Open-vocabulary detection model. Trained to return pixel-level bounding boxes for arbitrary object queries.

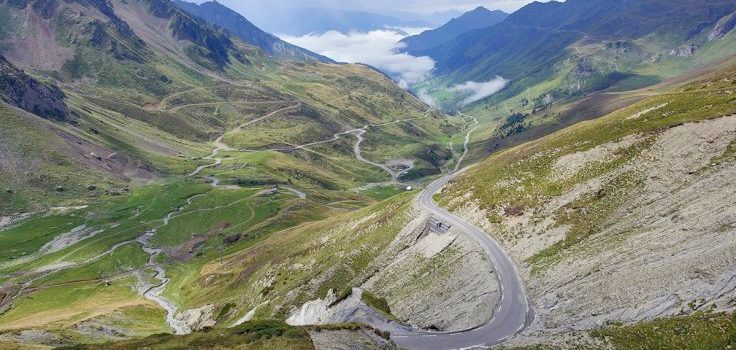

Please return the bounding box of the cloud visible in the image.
[417,89,439,108]
[281,29,435,88]
[451,76,508,106]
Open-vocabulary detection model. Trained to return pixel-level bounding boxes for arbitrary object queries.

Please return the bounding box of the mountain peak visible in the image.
[400,5,508,55]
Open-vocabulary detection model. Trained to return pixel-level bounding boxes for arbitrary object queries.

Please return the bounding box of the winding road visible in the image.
[188,102,301,177]
[390,115,532,349]
[240,107,434,183]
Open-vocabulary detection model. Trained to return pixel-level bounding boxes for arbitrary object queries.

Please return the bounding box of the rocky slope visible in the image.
[439,62,736,347]
[283,203,499,333]
[0,55,69,121]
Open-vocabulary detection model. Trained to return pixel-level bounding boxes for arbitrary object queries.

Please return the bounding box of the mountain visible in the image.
[427,0,736,77]
[400,7,508,55]
[0,1,476,348]
[413,0,736,117]
[3,0,736,349]
[172,0,332,63]
[255,7,432,36]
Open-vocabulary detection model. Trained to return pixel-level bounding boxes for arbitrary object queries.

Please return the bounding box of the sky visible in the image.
[203,0,541,15]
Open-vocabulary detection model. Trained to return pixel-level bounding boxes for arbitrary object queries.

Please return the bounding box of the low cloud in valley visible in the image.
[281,29,436,88]
[451,77,509,106]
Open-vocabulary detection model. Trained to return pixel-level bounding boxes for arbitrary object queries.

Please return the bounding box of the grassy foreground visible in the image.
[60,320,314,350]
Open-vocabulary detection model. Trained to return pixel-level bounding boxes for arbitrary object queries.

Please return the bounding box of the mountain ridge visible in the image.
[172,0,333,63]
[256,6,431,36]
[400,6,508,56]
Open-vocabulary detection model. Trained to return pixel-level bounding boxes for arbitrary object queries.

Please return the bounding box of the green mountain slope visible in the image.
[0,0,462,214]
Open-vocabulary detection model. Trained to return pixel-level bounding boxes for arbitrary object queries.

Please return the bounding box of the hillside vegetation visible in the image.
[0,0,473,348]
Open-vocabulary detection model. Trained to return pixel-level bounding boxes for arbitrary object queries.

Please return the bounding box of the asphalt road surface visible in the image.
[392,117,532,349]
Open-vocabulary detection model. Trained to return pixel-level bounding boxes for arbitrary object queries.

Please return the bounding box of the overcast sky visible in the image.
[199,0,541,15]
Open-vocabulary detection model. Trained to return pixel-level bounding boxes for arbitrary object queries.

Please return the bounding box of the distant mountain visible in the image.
[419,0,736,110]
[173,0,332,62]
[427,0,736,77]
[400,7,508,55]
[257,7,432,36]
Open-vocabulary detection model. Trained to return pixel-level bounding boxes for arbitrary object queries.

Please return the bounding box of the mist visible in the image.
[281,30,436,88]
[451,77,509,106]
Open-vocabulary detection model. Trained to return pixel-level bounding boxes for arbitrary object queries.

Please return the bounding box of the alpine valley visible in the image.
[0,0,735,349]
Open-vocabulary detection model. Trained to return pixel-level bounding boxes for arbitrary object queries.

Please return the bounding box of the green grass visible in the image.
[360,291,394,320]
[179,192,415,324]
[60,320,314,350]
[360,185,405,200]
[0,214,85,264]
[591,312,736,350]
[32,244,149,287]
[0,277,144,331]
[0,2,468,345]
[0,105,120,216]
[329,287,353,307]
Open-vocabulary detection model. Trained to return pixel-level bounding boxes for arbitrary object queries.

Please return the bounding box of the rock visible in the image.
[54,186,64,192]
[670,44,699,57]
[87,185,96,191]
[454,116,736,337]
[224,234,241,245]
[310,329,399,350]
[0,55,70,121]
[176,304,216,331]
[360,210,500,332]
[4,188,12,194]
[709,11,736,41]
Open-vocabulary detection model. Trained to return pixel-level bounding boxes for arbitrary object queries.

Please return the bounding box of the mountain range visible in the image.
[1,0,736,349]
[173,0,332,62]
[400,6,508,55]
[250,7,433,36]
[412,0,736,118]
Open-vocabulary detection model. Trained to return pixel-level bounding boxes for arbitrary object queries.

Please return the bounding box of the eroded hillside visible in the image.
[439,61,736,348]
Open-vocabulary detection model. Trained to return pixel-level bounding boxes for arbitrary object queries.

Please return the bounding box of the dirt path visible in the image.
[455,114,480,172]
[188,102,300,178]
[240,107,434,184]
[348,129,400,182]
[168,100,289,113]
